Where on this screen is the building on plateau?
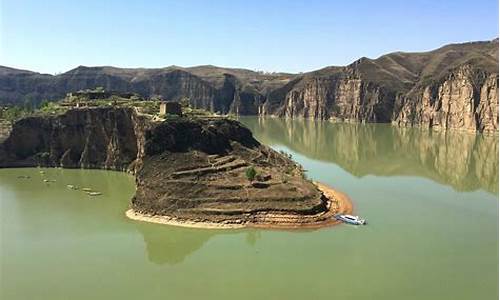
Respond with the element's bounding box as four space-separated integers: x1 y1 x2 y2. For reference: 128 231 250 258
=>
159 101 182 116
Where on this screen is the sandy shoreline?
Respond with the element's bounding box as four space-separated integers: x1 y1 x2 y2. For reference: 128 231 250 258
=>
125 182 354 230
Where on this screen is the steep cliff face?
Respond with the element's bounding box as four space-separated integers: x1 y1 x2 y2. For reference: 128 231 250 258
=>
133 70 219 112
1 39 497 132
281 76 395 122
217 74 264 115
282 77 333 120
0 108 147 171
392 66 499 132
277 40 498 131
476 74 498 132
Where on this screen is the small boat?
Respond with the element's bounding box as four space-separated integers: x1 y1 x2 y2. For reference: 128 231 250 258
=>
43 179 56 183
67 185 79 190
17 175 31 179
82 188 93 192
335 214 366 225
87 192 102 196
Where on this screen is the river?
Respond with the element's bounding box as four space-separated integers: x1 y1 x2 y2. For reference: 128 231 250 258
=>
1 117 498 300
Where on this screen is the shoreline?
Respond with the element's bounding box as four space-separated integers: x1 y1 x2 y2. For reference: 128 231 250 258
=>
125 182 354 230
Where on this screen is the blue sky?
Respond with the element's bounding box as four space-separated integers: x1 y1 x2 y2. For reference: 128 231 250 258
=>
1 0 498 74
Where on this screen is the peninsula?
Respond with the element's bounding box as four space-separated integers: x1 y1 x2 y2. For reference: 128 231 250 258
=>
0 96 352 229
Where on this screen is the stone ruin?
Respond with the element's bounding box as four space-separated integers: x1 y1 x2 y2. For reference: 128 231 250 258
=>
159 101 182 116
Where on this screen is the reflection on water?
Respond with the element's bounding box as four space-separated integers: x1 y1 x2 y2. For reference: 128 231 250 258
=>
136 225 262 265
240 117 499 194
245 230 261 247
135 224 215 265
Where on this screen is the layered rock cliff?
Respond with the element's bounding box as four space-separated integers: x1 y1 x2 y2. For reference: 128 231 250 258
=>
281 75 395 122
0 108 147 171
0 108 348 228
392 66 499 132
1 39 497 132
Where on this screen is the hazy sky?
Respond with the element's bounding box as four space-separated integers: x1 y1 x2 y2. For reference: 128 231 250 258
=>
1 0 498 74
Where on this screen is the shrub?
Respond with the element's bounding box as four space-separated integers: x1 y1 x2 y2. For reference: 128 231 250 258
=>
245 166 257 181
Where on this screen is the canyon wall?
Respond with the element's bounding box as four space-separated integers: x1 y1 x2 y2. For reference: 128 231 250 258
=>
1 39 498 132
392 66 499 132
280 76 395 123
0 108 147 171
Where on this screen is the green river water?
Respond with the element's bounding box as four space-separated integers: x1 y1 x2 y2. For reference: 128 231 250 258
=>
1 117 498 300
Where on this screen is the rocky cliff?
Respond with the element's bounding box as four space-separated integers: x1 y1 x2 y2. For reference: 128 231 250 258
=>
278 40 498 132
0 108 147 171
392 66 499 132
0 108 348 228
281 74 395 122
1 39 497 132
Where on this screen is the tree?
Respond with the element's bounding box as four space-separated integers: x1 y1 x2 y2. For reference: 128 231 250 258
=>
39 100 50 109
245 166 257 181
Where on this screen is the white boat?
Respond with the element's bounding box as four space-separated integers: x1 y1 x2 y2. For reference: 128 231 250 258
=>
87 192 102 196
335 214 366 225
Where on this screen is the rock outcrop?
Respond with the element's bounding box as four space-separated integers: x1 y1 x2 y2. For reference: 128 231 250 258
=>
0 108 147 171
392 66 499 132
1 39 497 132
0 107 346 228
281 75 395 122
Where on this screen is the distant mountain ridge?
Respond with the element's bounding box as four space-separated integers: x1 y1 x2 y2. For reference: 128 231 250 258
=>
1 39 498 132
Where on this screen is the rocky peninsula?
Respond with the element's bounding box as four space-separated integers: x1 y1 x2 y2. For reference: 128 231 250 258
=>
0 106 352 229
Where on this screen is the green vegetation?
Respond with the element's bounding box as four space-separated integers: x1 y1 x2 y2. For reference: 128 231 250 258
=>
38 101 68 115
123 100 160 115
0 106 30 122
0 88 225 123
183 107 215 118
245 166 257 181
